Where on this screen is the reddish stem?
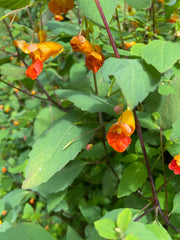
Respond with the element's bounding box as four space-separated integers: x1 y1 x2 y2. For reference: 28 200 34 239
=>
94 0 120 58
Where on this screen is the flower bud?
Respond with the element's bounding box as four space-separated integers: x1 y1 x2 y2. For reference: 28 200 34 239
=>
86 144 93 151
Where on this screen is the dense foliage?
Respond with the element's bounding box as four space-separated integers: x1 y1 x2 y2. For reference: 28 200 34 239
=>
0 0 180 239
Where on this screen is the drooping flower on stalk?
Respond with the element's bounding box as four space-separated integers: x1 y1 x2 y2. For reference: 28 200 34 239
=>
168 155 180 174
70 34 105 73
14 40 64 80
106 109 135 153
48 0 74 15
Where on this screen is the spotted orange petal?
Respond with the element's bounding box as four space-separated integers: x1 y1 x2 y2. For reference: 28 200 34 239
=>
26 59 43 80
70 35 94 54
85 51 105 73
29 41 64 63
107 123 132 153
13 40 33 54
117 109 135 136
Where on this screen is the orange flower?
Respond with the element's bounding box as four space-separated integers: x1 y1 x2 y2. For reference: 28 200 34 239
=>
70 35 94 54
14 40 64 79
1 210 6 216
168 14 179 23
107 110 135 153
12 120 20 126
124 41 136 49
158 0 165 3
26 59 43 80
70 35 105 73
48 0 74 15
1 167 7 173
85 51 105 73
54 14 64 21
168 155 180 174
29 198 35 205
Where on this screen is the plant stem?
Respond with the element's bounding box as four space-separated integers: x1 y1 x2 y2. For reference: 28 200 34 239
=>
160 128 168 218
93 73 120 182
94 0 120 58
134 207 155 222
0 79 50 102
133 109 159 207
115 7 125 50
152 1 157 35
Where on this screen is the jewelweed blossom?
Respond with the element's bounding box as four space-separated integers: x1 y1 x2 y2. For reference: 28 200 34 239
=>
48 0 74 15
107 109 135 153
168 155 180 174
14 40 64 80
85 51 105 73
70 34 105 73
70 35 94 54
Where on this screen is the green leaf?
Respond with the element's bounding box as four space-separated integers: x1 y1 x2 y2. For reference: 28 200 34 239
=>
158 81 176 96
84 226 104 240
171 191 180 214
125 222 157 240
22 112 97 189
34 160 84 195
0 63 26 79
131 43 146 57
102 58 160 109
47 191 66 212
33 106 66 140
136 111 159 130
102 165 122 198
0 223 54 240
117 208 132 232
125 235 140 240
94 218 117 240
79 205 101 225
0 129 9 142
165 0 180 18
55 89 116 116
170 117 180 140
0 199 5 214
76 0 118 27
3 189 29 210
22 203 34 219
119 154 138 163
118 162 148 198
47 21 81 36
66 226 83 240
146 222 172 240
142 40 180 73
143 64 180 129
0 0 31 10
125 0 151 10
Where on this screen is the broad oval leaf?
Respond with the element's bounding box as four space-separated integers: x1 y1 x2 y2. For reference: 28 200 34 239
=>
47 21 81 36
33 160 84 195
171 191 180 214
22 112 97 189
0 63 26 79
0 0 31 10
76 0 118 27
117 208 132 232
55 89 116 116
125 0 151 10
102 58 160 109
94 218 117 240
0 223 54 240
142 40 180 73
117 161 148 198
